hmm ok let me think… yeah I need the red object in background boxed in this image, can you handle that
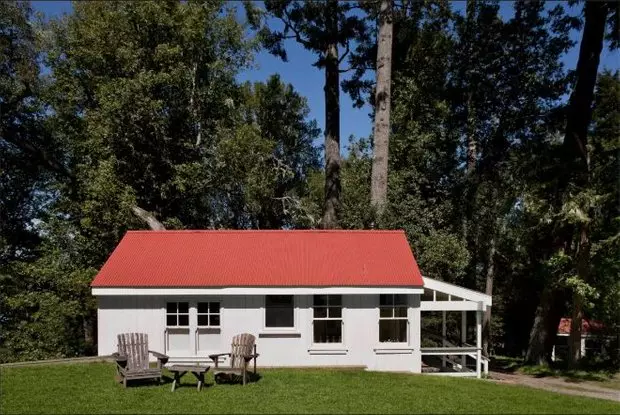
[557,317,605,335]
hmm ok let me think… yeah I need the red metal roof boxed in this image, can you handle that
[91,230,424,287]
[557,318,604,335]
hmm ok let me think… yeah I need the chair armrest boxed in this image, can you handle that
[208,352,231,360]
[149,350,168,360]
[112,352,127,362]
[243,353,259,361]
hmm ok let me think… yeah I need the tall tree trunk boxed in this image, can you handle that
[562,1,608,368]
[482,227,496,357]
[370,0,393,218]
[321,13,341,229]
[562,2,609,169]
[465,0,477,175]
[466,91,477,173]
[568,222,591,367]
[525,285,566,365]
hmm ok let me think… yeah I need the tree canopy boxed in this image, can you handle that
[0,0,618,369]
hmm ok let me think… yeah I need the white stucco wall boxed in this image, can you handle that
[97,294,422,373]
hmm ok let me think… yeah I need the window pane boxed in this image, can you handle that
[266,306,294,327]
[266,295,293,307]
[379,294,392,306]
[167,303,177,313]
[209,302,220,313]
[314,295,327,306]
[314,320,342,343]
[197,302,208,313]
[394,306,408,318]
[379,320,407,342]
[379,307,393,318]
[209,315,220,326]
[329,307,342,318]
[178,314,189,326]
[328,295,342,306]
[178,302,189,313]
[166,315,177,326]
[197,315,209,326]
[394,294,407,306]
[314,307,327,318]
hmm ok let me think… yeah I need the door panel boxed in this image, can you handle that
[167,328,191,354]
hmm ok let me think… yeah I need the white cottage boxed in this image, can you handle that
[92,230,492,377]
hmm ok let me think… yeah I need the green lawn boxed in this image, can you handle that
[1,363,619,414]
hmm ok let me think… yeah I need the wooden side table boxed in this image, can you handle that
[167,365,211,391]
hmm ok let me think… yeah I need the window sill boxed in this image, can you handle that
[258,332,301,338]
[373,345,414,355]
[197,327,221,334]
[308,346,348,355]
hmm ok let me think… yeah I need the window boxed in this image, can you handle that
[265,295,294,328]
[313,295,342,343]
[166,302,189,327]
[197,302,220,327]
[379,294,407,343]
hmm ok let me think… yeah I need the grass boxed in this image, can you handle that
[1,363,620,414]
[492,355,620,383]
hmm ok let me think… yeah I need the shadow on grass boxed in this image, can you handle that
[214,371,262,385]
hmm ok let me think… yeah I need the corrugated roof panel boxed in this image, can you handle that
[90,230,424,287]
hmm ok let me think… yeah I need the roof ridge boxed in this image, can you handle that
[125,229,406,234]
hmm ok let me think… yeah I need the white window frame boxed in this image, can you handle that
[263,295,297,331]
[379,294,409,344]
[166,301,190,328]
[312,295,344,345]
[196,300,221,328]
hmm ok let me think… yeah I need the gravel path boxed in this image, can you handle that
[489,371,620,402]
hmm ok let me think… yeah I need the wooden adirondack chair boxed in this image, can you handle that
[112,333,169,388]
[208,333,259,385]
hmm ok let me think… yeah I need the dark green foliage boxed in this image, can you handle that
[0,0,618,368]
[0,1,320,361]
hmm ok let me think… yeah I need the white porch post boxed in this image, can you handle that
[441,310,447,368]
[476,310,482,378]
[551,344,556,362]
[580,336,586,358]
[461,311,467,369]
[411,294,422,373]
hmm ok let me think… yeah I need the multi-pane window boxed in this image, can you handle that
[166,302,189,327]
[265,295,294,328]
[197,302,220,327]
[313,295,342,343]
[379,294,408,343]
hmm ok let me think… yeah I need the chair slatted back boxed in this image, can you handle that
[230,333,255,369]
[117,333,149,371]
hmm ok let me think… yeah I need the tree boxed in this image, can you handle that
[561,1,613,368]
[212,75,320,229]
[0,1,49,263]
[370,0,393,217]
[260,0,367,228]
[1,0,254,361]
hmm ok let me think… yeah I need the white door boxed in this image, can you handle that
[165,300,222,357]
[165,301,191,356]
[195,300,222,356]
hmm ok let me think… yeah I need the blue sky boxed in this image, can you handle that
[32,1,618,152]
